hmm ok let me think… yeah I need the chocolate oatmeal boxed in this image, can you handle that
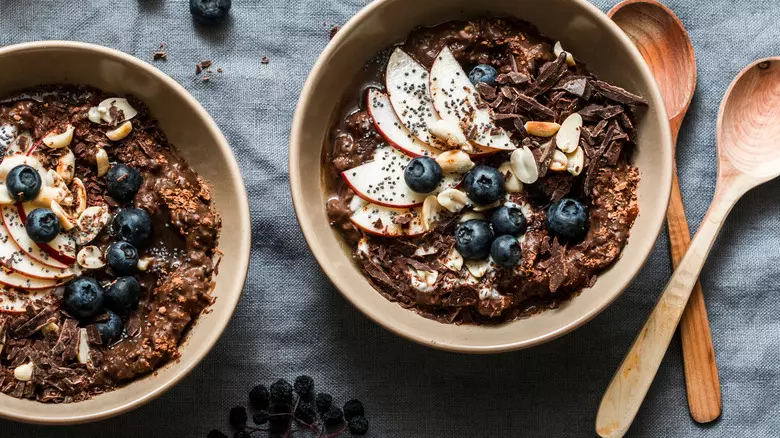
[324,18,644,324]
[0,85,221,402]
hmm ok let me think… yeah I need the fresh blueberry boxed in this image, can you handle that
[547,198,589,242]
[189,0,232,25]
[491,235,521,268]
[6,165,41,202]
[106,241,139,275]
[112,208,153,247]
[25,208,60,243]
[64,277,105,319]
[491,206,527,236]
[95,310,123,344]
[105,276,141,313]
[468,64,498,85]
[105,164,142,203]
[404,156,442,193]
[463,165,505,205]
[455,219,494,260]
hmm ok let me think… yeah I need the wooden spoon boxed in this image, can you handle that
[596,57,780,437]
[608,0,722,424]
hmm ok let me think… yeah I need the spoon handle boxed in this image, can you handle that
[595,181,742,438]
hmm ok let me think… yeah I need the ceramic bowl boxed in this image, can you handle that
[290,0,672,353]
[0,41,251,424]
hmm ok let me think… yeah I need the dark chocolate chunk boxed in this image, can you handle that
[592,80,648,106]
[526,52,569,97]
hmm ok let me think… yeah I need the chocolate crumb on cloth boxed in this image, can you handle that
[324,17,645,324]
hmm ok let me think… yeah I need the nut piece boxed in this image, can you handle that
[465,259,490,278]
[72,177,87,216]
[435,150,475,173]
[56,148,75,183]
[566,146,585,176]
[555,113,583,153]
[408,268,438,292]
[95,148,110,177]
[442,247,464,272]
[498,161,523,193]
[87,107,103,124]
[357,237,370,255]
[51,200,75,230]
[106,121,133,141]
[473,200,502,212]
[77,246,106,270]
[98,97,138,124]
[77,328,90,364]
[549,150,568,171]
[428,119,472,151]
[42,124,75,149]
[554,41,576,66]
[458,211,485,222]
[510,147,539,184]
[524,121,560,137]
[75,206,111,245]
[422,195,444,231]
[14,362,33,381]
[137,256,155,271]
[414,246,438,256]
[41,322,60,336]
[437,188,470,213]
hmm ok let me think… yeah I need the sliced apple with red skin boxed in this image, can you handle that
[367,88,443,158]
[341,145,462,208]
[0,286,55,313]
[17,203,77,266]
[350,203,425,237]
[429,46,515,151]
[2,205,72,269]
[0,220,76,280]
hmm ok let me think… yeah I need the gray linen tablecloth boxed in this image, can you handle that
[1,0,779,436]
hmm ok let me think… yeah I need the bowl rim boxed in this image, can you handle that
[0,40,251,424]
[291,0,672,353]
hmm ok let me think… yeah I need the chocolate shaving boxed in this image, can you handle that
[537,138,556,178]
[525,52,569,97]
[86,325,102,346]
[476,82,497,101]
[494,113,522,121]
[618,111,637,142]
[442,285,479,307]
[391,214,413,225]
[592,80,648,106]
[578,104,624,121]
[554,76,592,99]
[511,90,555,118]
[12,305,57,338]
[488,94,504,108]
[590,119,609,139]
[548,239,568,292]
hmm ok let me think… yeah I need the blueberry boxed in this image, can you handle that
[404,156,442,193]
[112,208,153,247]
[189,0,231,25]
[455,219,494,260]
[106,241,139,275]
[491,235,521,268]
[249,384,270,409]
[295,402,317,425]
[24,208,60,243]
[252,410,269,425]
[294,375,315,400]
[468,64,498,85]
[64,277,104,319]
[269,379,293,404]
[6,165,41,202]
[348,416,369,435]
[322,406,344,427]
[105,164,142,203]
[491,206,527,236]
[95,310,123,344]
[105,276,141,313]
[343,399,364,420]
[316,393,333,413]
[547,198,589,242]
[463,165,505,205]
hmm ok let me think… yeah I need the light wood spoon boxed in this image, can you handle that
[596,57,780,437]
[608,0,722,424]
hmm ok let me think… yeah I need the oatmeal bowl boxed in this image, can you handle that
[0,42,250,423]
[291,0,672,352]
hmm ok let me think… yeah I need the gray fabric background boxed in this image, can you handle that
[0,0,778,436]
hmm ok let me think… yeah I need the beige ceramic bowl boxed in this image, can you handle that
[291,0,673,353]
[0,41,251,424]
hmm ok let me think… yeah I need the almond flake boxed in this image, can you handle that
[95,148,110,177]
[510,147,538,184]
[555,113,583,153]
[549,150,568,171]
[106,121,133,141]
[437,188,470,213]
[524,121,560,137]
[14,362,33,381]
[42,124,75,149]
[435,150,474,173]
[77,246,106,270]
[553,41,576,66]
[498,161,523,193]
[566,146,585,176]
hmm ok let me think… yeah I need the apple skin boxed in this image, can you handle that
[349,203,425,238]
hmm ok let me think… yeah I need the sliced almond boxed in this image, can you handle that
[348,195,367,213]
[137,256,155,271]
[549,150,568,171]
[473,200,502,212]
[422,195,444,231]
[42,124,75,149]
[41,322,60,336]
[87,107,103,124]
[555,113,583,153]
[465,259,490,278]
[72,178,87,217]
[458,211,485,222]
[566,146,585,176]
[95,148,110,177]
[77,328,90,364]
[510,147,539,184]
[14,362,33,381]
[98,97,138,124]
[51,200,75,230]
[56,148,75,183]
[428,119,472,151]
[442,247,464,272]
[408,268,437,292]
[77,246,106,270]
[435,150,474,173]
[524,121,560,137]
[478,284,500,300]
[414,246,438,256]
[554,41,576,66]
[498,161,523,193]
[106,121,133,141]
[437,188,470,213]
[75,206,111,245]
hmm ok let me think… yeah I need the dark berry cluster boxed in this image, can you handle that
[207,375,369,437]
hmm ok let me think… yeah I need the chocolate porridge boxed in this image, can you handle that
[0,85,221,402]
[325,18,644,324]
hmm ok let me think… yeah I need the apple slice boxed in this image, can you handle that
[429,46,515,151]
[350,203,425,237]
[5,131,31,156]
[0,220,76,280]
[17,203,77,266]
[0,286,55,313]
[341,146,462,208]
[367,89,442,158]
[2,205,72,269]
[386,48,443,146]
